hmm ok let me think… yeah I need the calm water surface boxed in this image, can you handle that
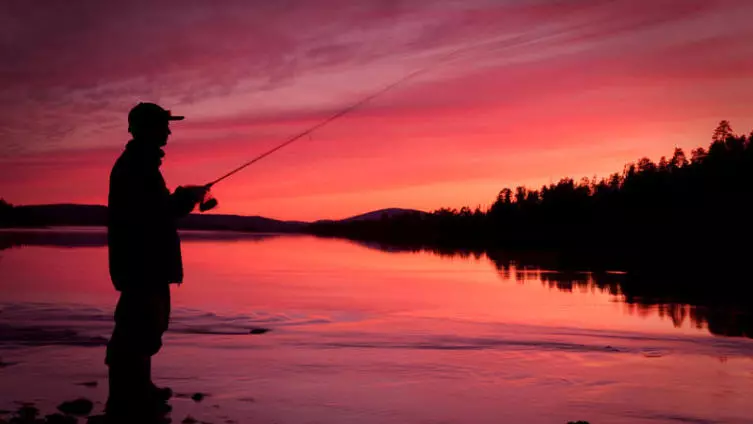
[0,229,751,423]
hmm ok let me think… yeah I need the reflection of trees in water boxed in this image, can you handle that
[488,254,753,339]
[350,242,753,338]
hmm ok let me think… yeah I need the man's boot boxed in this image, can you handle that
[105,360,137,417]
[107,359,171,420]
[144,356,173,404]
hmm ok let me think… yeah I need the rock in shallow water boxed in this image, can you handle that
[15,404,39,421]
[57,398,93,416]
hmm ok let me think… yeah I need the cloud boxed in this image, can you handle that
[3,0,749,154]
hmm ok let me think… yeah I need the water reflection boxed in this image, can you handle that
[489,255,752,339]
[346,240,753,339]
[2,229,751,339]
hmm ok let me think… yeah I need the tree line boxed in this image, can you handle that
[0,198,12,227]
[310,121,753,274]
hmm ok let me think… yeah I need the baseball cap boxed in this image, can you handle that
[128,102,184,132]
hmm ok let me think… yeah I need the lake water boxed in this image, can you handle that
[1,229,752,423]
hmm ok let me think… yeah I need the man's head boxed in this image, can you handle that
[127,102,184,147]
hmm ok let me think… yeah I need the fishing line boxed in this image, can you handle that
[203,27,573,191]
[205,53,451,188]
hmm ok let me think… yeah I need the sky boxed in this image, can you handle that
[1,0,752,221]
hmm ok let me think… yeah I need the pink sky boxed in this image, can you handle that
[1,0,753,220]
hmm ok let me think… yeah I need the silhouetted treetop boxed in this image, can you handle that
[712,120,734,142]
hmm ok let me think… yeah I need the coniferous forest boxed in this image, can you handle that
[311,121,753,278]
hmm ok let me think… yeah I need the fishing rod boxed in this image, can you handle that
[205,50,465,189]
[196,49,465,211]
[197,30,564,212]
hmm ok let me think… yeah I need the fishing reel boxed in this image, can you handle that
[199,187,218,212]
[177,184,218,212]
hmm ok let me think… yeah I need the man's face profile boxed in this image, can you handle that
[133,122,171,147]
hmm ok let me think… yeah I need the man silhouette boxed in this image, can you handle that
[105,102,212,418]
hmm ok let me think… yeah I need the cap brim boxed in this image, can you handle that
[168,115,185,121]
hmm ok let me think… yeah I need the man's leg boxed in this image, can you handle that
[106,291,149,415]
[105,287,171,416]
[146,284,172,402]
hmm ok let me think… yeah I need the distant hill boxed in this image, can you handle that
[320,208,426,224]
[1,204,425,232]
[180,213,306,232]
[12,204,108,227]
[5,204,306,233]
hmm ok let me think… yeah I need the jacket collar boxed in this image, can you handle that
[125,139,165,167]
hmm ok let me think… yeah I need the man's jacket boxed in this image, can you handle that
[107,140,194,291]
